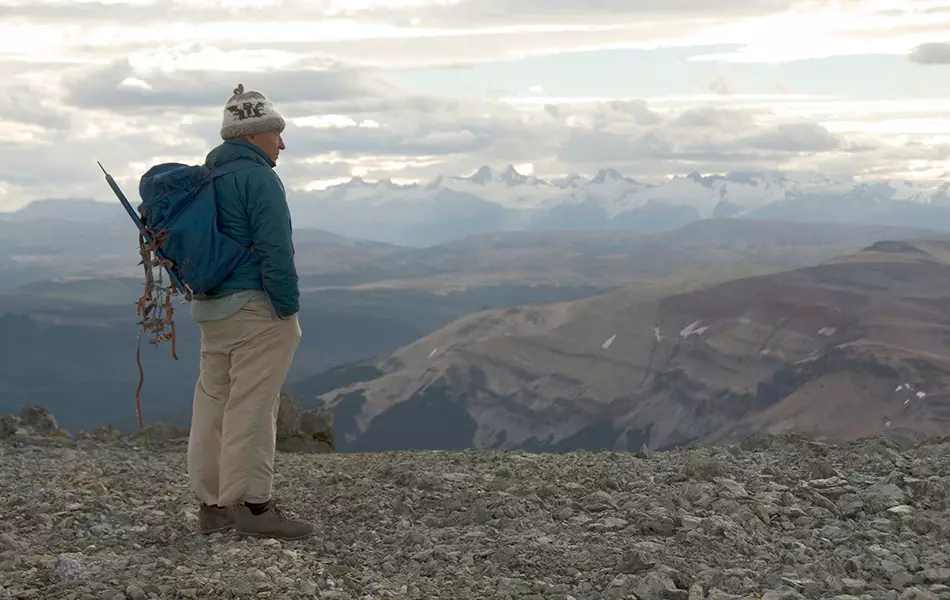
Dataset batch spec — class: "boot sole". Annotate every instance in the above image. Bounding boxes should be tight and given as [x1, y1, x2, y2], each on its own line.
[199, 524, 234, 535]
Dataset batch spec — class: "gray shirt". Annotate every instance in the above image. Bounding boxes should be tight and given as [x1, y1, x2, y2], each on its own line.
[188, 289, 269, 323]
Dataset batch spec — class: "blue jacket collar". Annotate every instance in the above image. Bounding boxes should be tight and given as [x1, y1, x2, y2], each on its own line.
[205, 140, 275, 169]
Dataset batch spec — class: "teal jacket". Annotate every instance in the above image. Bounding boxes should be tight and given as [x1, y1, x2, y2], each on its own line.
[200, 141, 299, 318]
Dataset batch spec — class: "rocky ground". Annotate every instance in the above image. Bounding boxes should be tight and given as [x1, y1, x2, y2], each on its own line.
[1, 429, 949, 600]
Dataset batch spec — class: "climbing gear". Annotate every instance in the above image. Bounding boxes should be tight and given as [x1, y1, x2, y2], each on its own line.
[97, 159, 257, 428]
[132, 228, 179, 429]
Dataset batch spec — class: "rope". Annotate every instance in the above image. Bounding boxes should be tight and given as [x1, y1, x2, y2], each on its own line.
[133, 229, 180, 429]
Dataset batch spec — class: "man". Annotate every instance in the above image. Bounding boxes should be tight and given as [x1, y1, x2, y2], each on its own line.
[185, 84, 312, 540]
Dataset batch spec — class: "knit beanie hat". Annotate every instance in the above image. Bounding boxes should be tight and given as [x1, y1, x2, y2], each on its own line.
[220, 83, 286, 140]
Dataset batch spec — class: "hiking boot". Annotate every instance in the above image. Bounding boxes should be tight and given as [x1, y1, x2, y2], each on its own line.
[234, 498, 313, 540]
[198, 503, 234, 534]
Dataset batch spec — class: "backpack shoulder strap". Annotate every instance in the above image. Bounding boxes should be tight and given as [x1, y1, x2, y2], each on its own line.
[208, 158, 266, 180]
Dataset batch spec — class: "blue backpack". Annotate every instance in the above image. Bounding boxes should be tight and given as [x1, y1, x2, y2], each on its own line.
[136, 159, 259, 297]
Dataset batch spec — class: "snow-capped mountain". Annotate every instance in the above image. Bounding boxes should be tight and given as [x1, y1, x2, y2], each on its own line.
[289, 166, 950, 247]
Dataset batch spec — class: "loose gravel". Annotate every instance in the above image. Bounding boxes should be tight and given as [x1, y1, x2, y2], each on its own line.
[1, 431, 949, 600]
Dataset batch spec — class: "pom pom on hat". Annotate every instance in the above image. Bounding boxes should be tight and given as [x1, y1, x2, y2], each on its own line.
[220, 83, 286, 140]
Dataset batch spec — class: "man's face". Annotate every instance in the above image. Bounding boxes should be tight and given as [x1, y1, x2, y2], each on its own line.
[246, 130, 285, 164]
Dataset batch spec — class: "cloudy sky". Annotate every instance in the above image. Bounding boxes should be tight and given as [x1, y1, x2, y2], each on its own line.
[2, 0, 949, 210]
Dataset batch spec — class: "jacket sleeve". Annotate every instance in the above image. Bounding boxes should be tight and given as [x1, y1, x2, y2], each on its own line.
[244, 168, 299, 318]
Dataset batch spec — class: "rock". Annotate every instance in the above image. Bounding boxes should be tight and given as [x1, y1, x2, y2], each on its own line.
[0, 406, 72, 439]
[20, 405, 59, 434]
[0, 414, 19, 438]
[899, 588, 939, 600]
[300, 411, 334, 447]
[716, 478, 748, 498]
[633, 571, 679, 600]
[50, 553, 98, 583]
[618, 550, 655, 574]
[761, 590, 806, 600]
[276, 392, 302, 436]
[920, 568, 950, 584]
[601, 516, 629, 530]
[276, 392, 335, 453]
[685, 455, 723, 480]
[92, 425, 123, 442]
[888, 505, 915, 516]
[840, 578, 866, 594]
[892, 571, 915, 588]
[740, 432, 774, 451]
[862, 482, 907, 513]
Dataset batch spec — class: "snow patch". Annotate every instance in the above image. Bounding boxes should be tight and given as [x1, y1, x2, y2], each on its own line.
[654, 327, 661, 342]
[602, 334, 616, 350]
[895, 384, 926, 399]
[680, 320, 710, 338]
[817, 327, 835, 337]
[428, 348, 438, 358]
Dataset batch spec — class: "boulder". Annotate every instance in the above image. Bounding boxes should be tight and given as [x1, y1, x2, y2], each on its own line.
[0, 414, 19, 439]
[91, 425, 123, 442]
[0, 405, 71, 439]
[276, 392, 334, 453]
[20, 405, 59, 434]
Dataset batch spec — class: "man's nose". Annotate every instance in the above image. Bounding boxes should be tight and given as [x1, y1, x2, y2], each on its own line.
[278, 136, 285, 150]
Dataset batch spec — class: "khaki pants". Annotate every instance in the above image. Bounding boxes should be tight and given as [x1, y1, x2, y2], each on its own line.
[187, 298, 301, 507]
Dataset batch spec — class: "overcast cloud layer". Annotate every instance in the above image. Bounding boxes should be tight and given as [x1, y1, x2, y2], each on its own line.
[1, 0, 949, 210]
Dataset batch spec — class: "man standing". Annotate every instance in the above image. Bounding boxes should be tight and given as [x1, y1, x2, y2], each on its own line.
[185, 84, 312, 540]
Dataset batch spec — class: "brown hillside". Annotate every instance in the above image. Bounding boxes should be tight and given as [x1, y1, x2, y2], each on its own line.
[308, 240, 950, 452]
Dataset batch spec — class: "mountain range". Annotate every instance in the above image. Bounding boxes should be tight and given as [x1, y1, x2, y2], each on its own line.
[292, 238, 950, 452]
[289, 167, 950, 246]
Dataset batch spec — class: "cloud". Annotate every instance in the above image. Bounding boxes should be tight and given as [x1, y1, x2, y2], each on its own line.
[5, 0, 944, 71]
[359, 0, 799, 26]
[3, 0, 796, 26]
[908, 42, 950, 64]
[740, 122, 843, 152]
[62, 59, 387, 111]
[277, 94, 561, 174]
[0, 82, 72, 132]
[287, 125, 491, 158]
